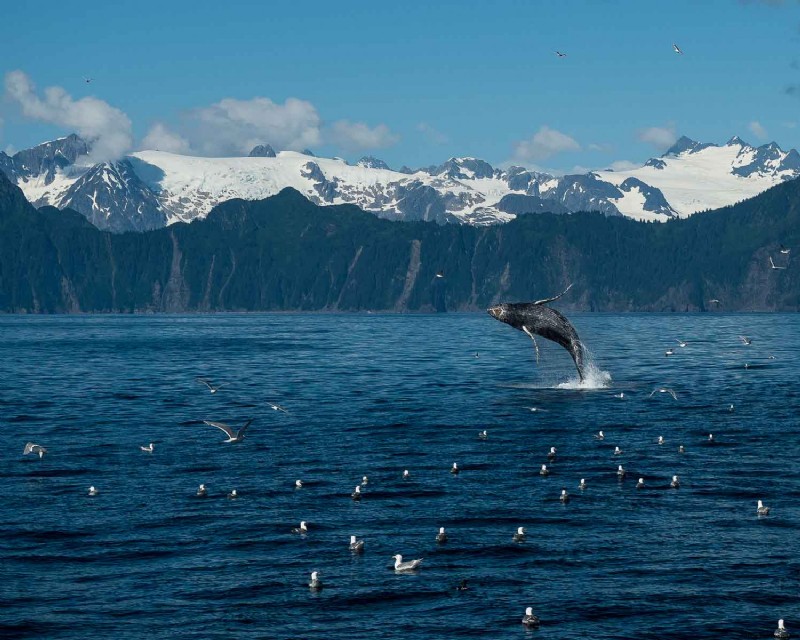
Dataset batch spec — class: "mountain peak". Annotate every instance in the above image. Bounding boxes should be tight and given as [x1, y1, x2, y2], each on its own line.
[726, 135, 749, 147]
[248, 144, 276, 158]
[356, 156, 391, 170]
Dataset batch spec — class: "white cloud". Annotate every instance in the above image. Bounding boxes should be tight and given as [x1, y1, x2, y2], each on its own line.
[636, 124, 677, 150]
[748, 120, 768, 140]
[328, 120, 399, 152]
[608, 159, 640, 171]
[4, 70, 132, 163]
[587, 142, 613, 152]
[185, 96, 322, 156]
[512, 126, 580, 162]
[140, 123, 191, 154]
[417, 122, 448, 145]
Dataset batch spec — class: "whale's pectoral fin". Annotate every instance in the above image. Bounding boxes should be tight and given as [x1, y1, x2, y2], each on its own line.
[532, 283, 573, 306]
[522, 326, 540, 363]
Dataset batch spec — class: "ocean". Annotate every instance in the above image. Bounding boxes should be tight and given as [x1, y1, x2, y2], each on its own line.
[1, 312, 798, 639]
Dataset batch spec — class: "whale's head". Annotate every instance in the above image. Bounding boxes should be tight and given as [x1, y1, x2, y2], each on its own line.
[487, 304, 509, 321]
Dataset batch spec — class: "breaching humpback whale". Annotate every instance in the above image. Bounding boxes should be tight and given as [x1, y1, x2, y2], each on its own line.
[488, 284, 587, 381]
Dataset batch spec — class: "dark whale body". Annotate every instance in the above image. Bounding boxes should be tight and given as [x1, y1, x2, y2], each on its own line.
[488, 286, 587, 381]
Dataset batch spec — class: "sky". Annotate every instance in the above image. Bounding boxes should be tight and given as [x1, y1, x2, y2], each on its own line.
[2, 0, 800, 173]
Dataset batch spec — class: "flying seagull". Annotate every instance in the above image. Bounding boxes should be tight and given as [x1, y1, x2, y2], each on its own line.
[84, 77, 93, 84]
[769, 256, 787, 270]
[673, 43, 683, 55]
[197, 378, 225, 394]
[202, 418, 254, 443]
[649, 387, 678, 400]
[140, 443, 154, 453]
[739, 335, 752, 345]
[268, 402, 288, 413]
[555, 51, 567, 57]
[709, 299, 721, 305]
[780, 245, 790, 255]
[23, 442, 47, 458]
[676, 339, 687, 347]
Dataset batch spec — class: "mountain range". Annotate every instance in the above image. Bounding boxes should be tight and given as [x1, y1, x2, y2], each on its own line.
[0, 166, 796, 313]
[1, 133, 798, 233]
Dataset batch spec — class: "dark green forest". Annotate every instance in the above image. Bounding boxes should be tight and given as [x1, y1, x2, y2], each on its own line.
[0, 170, 797, 312]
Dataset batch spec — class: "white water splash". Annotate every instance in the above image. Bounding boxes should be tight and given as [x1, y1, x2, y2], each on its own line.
[556, 361, 612, 390]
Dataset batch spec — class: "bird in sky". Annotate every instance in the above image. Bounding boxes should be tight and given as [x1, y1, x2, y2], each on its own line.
[739, 335, 752, 345]
[555, 51, 567, 57]
[202, 418, 254, 443]
[84, 77, 93, 84]
[673, 43, 683, 54]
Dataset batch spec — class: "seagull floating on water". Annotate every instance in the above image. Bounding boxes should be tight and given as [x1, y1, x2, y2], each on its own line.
[657, 436, 664, 445]
[392, 554, 423, 572]
[23, 442, 47, 458]
[403, 469, 410, 480]
[202, 418, 254, 443]
[757, 499, 770, 516]
[227, 489, 238, 499]
[560, 488, 570, 503]
[450, 462, 459, 475]
[548, 446, 557, 461]
[361, 475, 369, 486]
[478, 430, 488, 440]
[196, 378, 225, 394]
[614, 392, 624, 399]
[775, 619, 790, 639]
[540, 464, 550, 476]
[708, 433, 714, 443]
[665, 349, 674, 357]
[140, 443, 154, 453]
[614, 446, 623, 456]
[349, 535, 365, 553]
[579, 478, 587, 490]
[649, 387, 678, 400]
[617, 465, 626, 479]
[197, 484, 207, 497]
[352, 485, 362, 500]
[292, 521, 308, 534]
[522, 607, 540, 628]
[679, 445, 685, 453]
[88, 486, 98, 496]
[295, 480, 303, 489]
[595, 430, 605, 440]
[513, 526, 526, 542]
[670, 475, 680, 488]
[636, 477, 645, 489]
[436, 527, 448, 543]
[308, 571, 323, 591]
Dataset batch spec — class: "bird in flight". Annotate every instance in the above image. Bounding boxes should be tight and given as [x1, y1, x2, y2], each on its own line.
[649, 387, 678, 400]
[739, 335, 752, 346]
[673, 44, 683, 55]
[268, 402, 288, 413]
[84, 77, 93, 84]
[197, 378, 225, 394]
[202, 418, 254, 443]
[555, 51, 567, 57]
[780, 245, 790, 255]
[769, 256, 787, 270]
[676, 339, 687, 348]
[709, 299, 721, 305]
[23, 442, 47, 458]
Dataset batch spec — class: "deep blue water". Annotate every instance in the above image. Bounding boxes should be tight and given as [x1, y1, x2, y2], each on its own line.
[1, 313, 798, 640]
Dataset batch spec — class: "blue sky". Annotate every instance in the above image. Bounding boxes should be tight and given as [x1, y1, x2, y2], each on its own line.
[2, 0, 800, 172]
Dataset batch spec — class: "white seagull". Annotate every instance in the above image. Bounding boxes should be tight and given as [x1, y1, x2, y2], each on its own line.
[513, 526, 526, 542]
[349, 535, 365, 553]
[308, 571, 323, 590]
[23, 442, 47, 458]
[614, 446, 623, 455]
[140, 443, 154, 453]
[775, 619, 789, 639]
[617, 465, 626, 478]
[402, 469, 410, 480]
[352, 485, 362, 500]
[197, 484, 207, 497]
[88, 486, 98, 496]
[757, 499, 770, 516]
[522, 607, 540, 627]
[292, 521, 309, 534]
[649, 387, 678, 400]
[770, 256, 787, 270]
[560, 488, 570, 503]
[657, 436, 665, 445]
[361, 475, 369, 486]
[670, 475, 680, 488]
[739, 335, 752, 345]
[436, 527, 448, 543]
[227, 489, 238, 499]
[673, 43, 683, 54]
[540, 464, 550, 476]
[268, 402, 288, 413]
[614, 392, 625, 399]
[579, 478, 587, 490]
[595, 430, 605, 440]
[679, 445, 685, 453]
[392, 554, 423, 572]
[450, 462, 459, 475]
[676, 339, 687, 347]
[665, 348, 674, 357]
[636, 477, 645, 489]
[780, 245, 791, 255]
[202, 418, 254, 443]
[196, 378, 225, 394]
[478, 429, 488, 440]
[548, 446, 557, 460]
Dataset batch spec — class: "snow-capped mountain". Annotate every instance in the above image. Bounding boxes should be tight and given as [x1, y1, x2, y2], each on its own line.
[1, 135, 798, 232]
